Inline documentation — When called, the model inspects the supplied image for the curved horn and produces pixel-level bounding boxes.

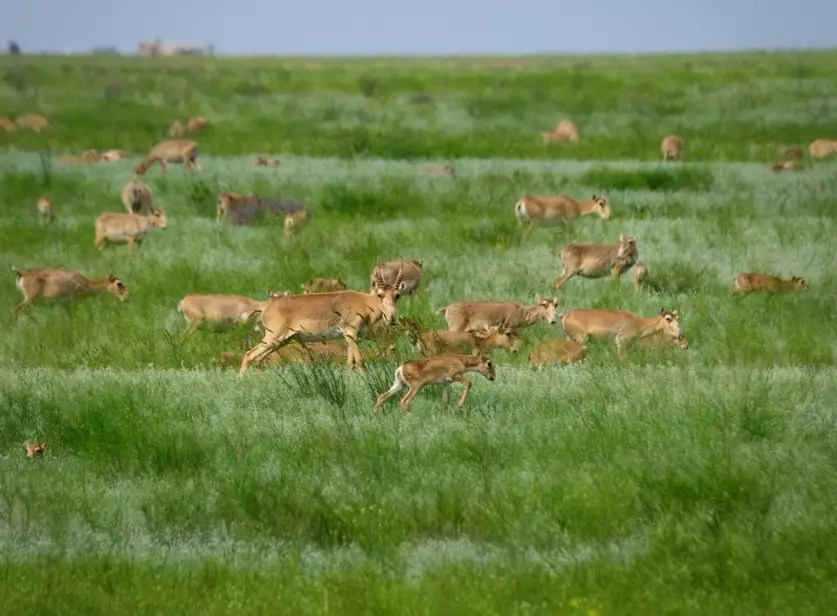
[393,260,405,289]
[374,260,385,288]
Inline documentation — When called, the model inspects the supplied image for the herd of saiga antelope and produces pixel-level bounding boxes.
[12,127,821,420]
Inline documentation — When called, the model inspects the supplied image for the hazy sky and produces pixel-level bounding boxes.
[5,0,836,56]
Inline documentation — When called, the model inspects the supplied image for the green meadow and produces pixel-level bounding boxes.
[1,51,837,614]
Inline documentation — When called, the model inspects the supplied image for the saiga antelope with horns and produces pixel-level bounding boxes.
[561,307,682,360]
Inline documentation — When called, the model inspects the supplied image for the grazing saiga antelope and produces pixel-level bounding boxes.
[542,119,579,143]
[120,178,154,215]
[177,293,276,341]
[373,352,496,415]
[11,266,129,319]
[437,297,559,333]
[528,339,587,367]
[552,234,639,290]
[562,307,682,360]
[135,139,201,175]
[284,209,311,240]
[661,134,685,161]
[15,113,50,132]
[254,156,281,167]
[37,197,54,224]
[370,259,424,297]
[633,262,649,292]
[809,139,837,160]
[217,192,258,223]
[239,263,408,374]
[94,209,168,256]
[301,277,348,293]
[732,273,807,295]
[415,324,522,355]
[514,193,611,241]
[24,441,49,457]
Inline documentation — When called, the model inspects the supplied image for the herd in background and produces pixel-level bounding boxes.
[7,113,825,414]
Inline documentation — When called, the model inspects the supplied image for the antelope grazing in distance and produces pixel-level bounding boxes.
[373,353,496,415]
[732,273,807,295]
[809,139,837,160]
[37,197,54,224]
[15,113,50,132]
[24,441,49,457]
[661,134,685,161]
[415,325,522,355]
[542,119,579,143]
[121,178,154,215]
[552,234,639,290]
[177,293,277,341]
[217,192,259,224]
[633,262,649,292]
[0,116,16,132]
[562,307,682,360]
[255,156,281,167]
[239,263,408,374]
[371,259,424,297]
[437,297,559,333]
[284,209,311,240]
[135,139,200,175]
[302,277,347,293]
[11,266,129,319]
[94,210,168,256]
[515,193,611,242]
[528,339,587,367]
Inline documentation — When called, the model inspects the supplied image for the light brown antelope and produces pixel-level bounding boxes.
[633,262,649,292]
[37,197,54,224]
[94,209,168,256]
[370,259,424,297]
[239,263,407,374]
[169,120,185,137]
[217,192,257,223]
[552,234,639,290]
[562,307,682,360]
[301,277,348,293]
[373,352,496,415]
[15,113,50,132]
[135,139,200,175]
[177,293,274,341]
[120,178,154,215]
[661,134,685,161]
[0,116,17,132]
[437,297,559,333]
[770,160,799,172]
[515,193,611,242]
[542,119,579,143]
[11,266,129,319]
[24,441,49,457]
[100,149,127,162]
[809,139,837,160]
[186,116,209,133]
[284,209,311,240]
[528,339,587,367]
[732,273,807,295]
[416,325,522,355]
[255,156,281,167]
[57,150,102,165]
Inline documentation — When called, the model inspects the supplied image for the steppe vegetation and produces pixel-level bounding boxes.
[1,50,837,614]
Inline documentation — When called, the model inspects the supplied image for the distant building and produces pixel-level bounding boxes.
[138,38,214,56]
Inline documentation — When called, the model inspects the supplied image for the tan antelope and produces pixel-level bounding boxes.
[732,273,807,295]
[633,262,649,292]
[37,196,54,224]
[94,209,168,256]
[177,293,276,341]
[370,259,424,297]
[11,266,129,319]
[120,178,154,215]
[416,324,522,355]
[809,139,837,160]
[562,307,682,360]
[100,149,127,162]
[15,113,50,132]
[239,263,407,374]
[770,160,799,172]
[217,192,257,223]
[437,297,559,333]
[552,234,639,290]
[255,156,281,167]
[373,352,496,415]
[528,339,587,367]
[514,193,611,242]
[284,209,311,240]
[169,120,185,137]
[187,116,209,133]
[0,116,17,132]
[57,150,102,165]
[661,134,685,161]
[542,119,579,143]
[301,277,348,293]
[135,139,200,175]
[24,441,49,457]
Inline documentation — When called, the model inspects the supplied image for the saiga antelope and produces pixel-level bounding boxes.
[542,119,579,143]
[37,197,54,224]
[437,297,559,333]
[284,209,311,240]
[732,273,807,295]
[11,266,129,319]
[301,277,347,293]
[177,293,276,341]
[135,139,201,175]
[94,210,168,256]
[415,324,522,355]
[562,307,682,360]
[24,441,49,457]
[809,139,837,160]
[370,259,424,297]
[514,193,611,242]
[661,134,685,161]
[552,234,639,290]
[121,178,154,215]
[633,262,649,292]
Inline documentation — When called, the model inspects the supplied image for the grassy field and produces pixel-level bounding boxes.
[1,50,837,614]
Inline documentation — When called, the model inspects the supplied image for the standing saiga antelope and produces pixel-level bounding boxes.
[437,297,559,333]
[562,307,682,360]
[121,178,154,215]
[552,234,639,290]
[177,293,278,341]
[514,194,611,242]
[11,266,129,319]
[239,263,407,374]
[94,209,168,256]
[373,352,496,415]
[134,139,201,175]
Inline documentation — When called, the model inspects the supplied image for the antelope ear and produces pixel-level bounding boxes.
[397,281,406,291]
[592,193,598,200]
[633,235,640,242]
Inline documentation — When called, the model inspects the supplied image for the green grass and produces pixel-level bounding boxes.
[1,51,837,614]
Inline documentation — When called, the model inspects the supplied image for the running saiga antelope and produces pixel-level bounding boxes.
[562,307,682,360]
[94,209,168,256]
[415,325,522,355]
[437,297,559,333]
[120,178,154,215]
[514,193,611,242]
[661,134,685,161]
[135,139,201,175]
[732,273,807,295]
[301,277,347,293]
[552,234,639,290]
[37,197,54,224]
[177,293,276,341]
[239,263,407,374]
[373,352,496,415]
[11,266,129,319]
[370,259,424,297]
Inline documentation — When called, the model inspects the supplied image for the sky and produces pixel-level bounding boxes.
[4,0,836,56]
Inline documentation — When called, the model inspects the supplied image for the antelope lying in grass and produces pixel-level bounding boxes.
[0,117,16,131]
[732,273,807,295]
[177,293,276,341]
[57,150,102,165]
[135,139,201,175]
[37,197,54,224]
[809,139,837,160]
[515,193,611,241]
[11,266,129,319]
[562,307,682,360]
[284,209,311,239]
[542,119,579,143]
[415,325,521,355]
[24,441,48,457]
[94,209,168,256]
[370,259,424,297]
[239,263,407,374]
[217,192,259,223]
[15,113,50,132]
[302,277,348,293]
[437,297,559,333]
[528,339,587,367]
[633,262,649,292]
[255,156,281,167]
[661,134,685,161]
[552,234,639,290]
[121,178,154,215]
